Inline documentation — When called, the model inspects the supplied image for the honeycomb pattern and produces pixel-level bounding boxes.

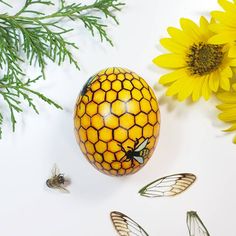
[74,67,160,176]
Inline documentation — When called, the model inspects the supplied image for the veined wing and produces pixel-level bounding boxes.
[139,173,196,197]
[51,164,60,176]
[187,211,210,236]
[134,156,144,164]
[135,139,149,152]
[110,211,149,236]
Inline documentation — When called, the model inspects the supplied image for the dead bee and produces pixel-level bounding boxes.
[46,165,70,193]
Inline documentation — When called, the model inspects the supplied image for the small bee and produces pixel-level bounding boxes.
[119,138,150,167]
[46,165,70,193]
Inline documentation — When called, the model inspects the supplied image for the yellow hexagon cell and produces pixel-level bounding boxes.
[101,80,111,91]
[108,74,117,81]
[87,127,98,143]
[132,80,143,89]
[74,67,160,176]
[126,99,140,115]
[120,113,135,129]
[93,90,105,104]
[112,100,126,116]
[151,98,159,112]
[85,141,95,155]
[117,73,125,81]
[105,114,119,129]
[148,111,157,125]
[118,90,131,102]
[104,151,116,162]
[112,80,122,91]
[135,112,148,127]
[102,162,111,170]
[95,141,107,153]
[98,102,111,117]
[79,127,87,141]
[143,124,154,137]
[91,114,104,130]
[94,153,103,163]
[106,90,117,103]
[129,125,142,141]
[99,127,112,142]
[81,114,91,129]
[123,80,133,90]
[140,99,151,114]
[131,89,143,101]
[111,161,122,170]
[86,102,98,117]
[114,127,128,143]
[108,140,120,152]
[142,88,151,100]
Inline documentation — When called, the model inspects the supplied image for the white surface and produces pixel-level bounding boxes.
[0,0,235,235]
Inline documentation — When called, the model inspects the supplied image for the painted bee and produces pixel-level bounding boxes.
[119,138,150,167]
[46,165,70,193]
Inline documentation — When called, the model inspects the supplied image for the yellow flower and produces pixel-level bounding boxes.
[209,0,236,58]
[153,17,236,102]
[217,85,236,144]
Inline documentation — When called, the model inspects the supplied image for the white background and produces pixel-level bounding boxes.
[0,0,235,235]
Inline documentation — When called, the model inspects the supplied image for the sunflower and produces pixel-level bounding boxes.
[153,16,236,102]
[217,84,236,144]
[209,0,236,58]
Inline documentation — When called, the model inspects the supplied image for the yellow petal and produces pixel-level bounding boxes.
[218,0,236,13]
[220,75,230,90]
[153,54,186,69]
[217,103,236,110]
[159,68,186,84]
[218,109,236,122]
[224,124,236,132]
[209,72,219,92]
[229,45,236,58]
[167,27,194,47]
[166,78,185,96]
[211,11,236,28]
[160,38,187,54]
[180,18,202,41]
[202,75,211,100]
[217,92,236,103]
[177,77,195,101]
[200,16,210,35]
[208,32,236,44]
[192,78,204,101]
[233,135,236,144]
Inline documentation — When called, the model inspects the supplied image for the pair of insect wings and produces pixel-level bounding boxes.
[110,211,210,236]
[111,173,210,235]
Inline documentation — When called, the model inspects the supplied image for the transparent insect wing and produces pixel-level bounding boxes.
[51,164,60,176]
[187,211,210,236]
[135,139,149,152]
[134,156,144,164]
[139,173,196,197]
[110,211,149,236]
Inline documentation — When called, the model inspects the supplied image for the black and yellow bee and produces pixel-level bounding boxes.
[119,138,150,167]
[46,165,70,193]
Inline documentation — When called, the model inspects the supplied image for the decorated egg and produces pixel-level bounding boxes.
[74,68,160,176]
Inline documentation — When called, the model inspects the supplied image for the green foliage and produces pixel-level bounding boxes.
[0,0,124,138]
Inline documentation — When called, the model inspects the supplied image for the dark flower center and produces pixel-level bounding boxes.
[187,42,224,76]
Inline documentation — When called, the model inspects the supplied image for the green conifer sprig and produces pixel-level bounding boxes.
[0,0,124,138]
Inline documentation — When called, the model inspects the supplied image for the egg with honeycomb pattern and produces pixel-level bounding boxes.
[74,68,160,176]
